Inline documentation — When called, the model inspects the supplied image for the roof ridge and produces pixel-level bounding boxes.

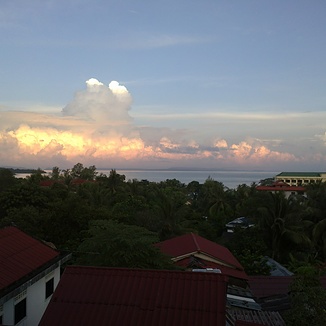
[191,232,201,251]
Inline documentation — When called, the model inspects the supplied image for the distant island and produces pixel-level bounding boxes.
[1,167,46,174]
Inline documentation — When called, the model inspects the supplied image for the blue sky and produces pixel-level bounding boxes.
[1,0,326,171]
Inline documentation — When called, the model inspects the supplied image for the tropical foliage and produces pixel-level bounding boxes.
[0,163,326,274]
[283,266,326,325]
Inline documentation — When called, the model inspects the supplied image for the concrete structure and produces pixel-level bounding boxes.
[275,172,326,186]
[0,227,71,326]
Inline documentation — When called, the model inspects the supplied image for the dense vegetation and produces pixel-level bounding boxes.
[1,164,326,274]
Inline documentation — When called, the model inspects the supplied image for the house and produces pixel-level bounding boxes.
[39,266,229,326]
[0,226,71,326]
[155,233,248,284]
[225,217,254,233]
[275,172,326,186]
[256,180,306,199]
[154,234,284,318]
[40,266,285,326]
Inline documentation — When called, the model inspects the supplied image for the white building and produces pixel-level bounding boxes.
[0,227,71,326]
[275,172,326,186]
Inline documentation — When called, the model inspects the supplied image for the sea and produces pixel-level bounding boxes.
[109,170,277,189]
[24,169,279,189]
[15,169,277,189]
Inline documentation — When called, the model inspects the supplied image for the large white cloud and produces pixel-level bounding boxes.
[0,77,324,170]
[62,78,133,127]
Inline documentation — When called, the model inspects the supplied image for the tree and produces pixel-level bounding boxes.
[26,168,48,184]
[50,166,61,180]
[258,192,311,261]
[0,168,17,192]
[71,163,98,180]
[105,169,126,194]
[283,266,326,325]
[225,227,271,275]
[311,218,326,261]
[75,220,175,269]
[197,178,232,240]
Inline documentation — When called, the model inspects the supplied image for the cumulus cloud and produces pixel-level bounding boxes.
[62,78,132,127]
[214,139,228,149]
[316,131,326,143]
[0,77,315,170]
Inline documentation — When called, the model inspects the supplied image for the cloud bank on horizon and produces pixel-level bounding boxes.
[1,78,326,171]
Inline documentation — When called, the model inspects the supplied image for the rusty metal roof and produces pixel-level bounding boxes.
[40,266,228,326]
[0,226,60,291]
[156,233,247,280]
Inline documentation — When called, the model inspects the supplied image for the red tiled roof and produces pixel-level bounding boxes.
[256,186,306,192]
[40,266,228,326]
[39,179,95,187]
[39,180,57,187]
[156,233,247,279]
[256,183,306,192]
[0,226,60,291]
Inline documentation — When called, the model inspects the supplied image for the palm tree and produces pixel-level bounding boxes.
[107,169,125,194]
[258,192,311,261]
[311,218,326,261]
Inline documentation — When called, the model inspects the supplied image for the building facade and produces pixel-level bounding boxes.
[0,227,71,326]
[275,172,326,186]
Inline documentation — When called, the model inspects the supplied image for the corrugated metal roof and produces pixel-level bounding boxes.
[228,308,285,326]
[156,233,245,273]
[40,266,228,326]
[0,226,60,291]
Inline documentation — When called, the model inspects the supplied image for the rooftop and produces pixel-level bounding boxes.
[40,266,228,326]
[0,226,60,293]
[276,172,325,177]
[156,233,245,276]
[256,181,306,192]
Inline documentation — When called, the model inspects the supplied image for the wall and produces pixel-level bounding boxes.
[1,267,60,326]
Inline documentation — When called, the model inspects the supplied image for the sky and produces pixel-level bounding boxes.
[1,0,326,171]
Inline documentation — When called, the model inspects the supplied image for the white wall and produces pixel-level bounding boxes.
[1,267,60,326]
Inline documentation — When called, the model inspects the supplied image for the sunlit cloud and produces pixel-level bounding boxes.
[316,131,326,143]
[214,139,228,149]
[0,78,323,170]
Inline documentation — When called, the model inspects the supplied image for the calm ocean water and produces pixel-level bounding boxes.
[17,169,277,189]
[99,170,277,189]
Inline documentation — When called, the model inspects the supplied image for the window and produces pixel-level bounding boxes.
[14,298,26,325]
[46,278,54,299]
